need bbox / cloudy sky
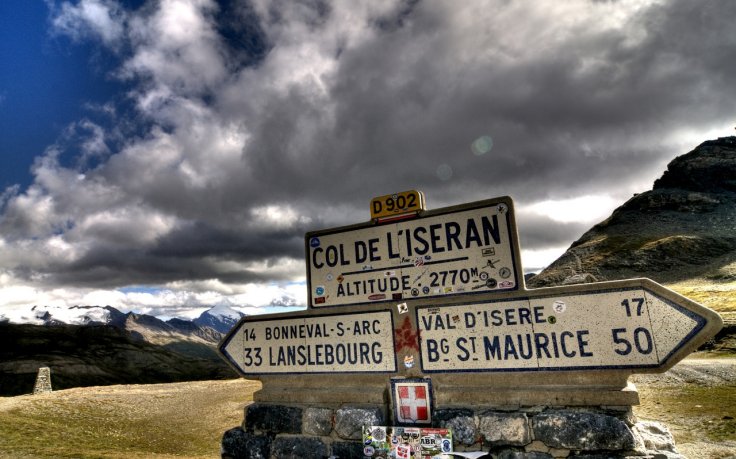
[1,0,734,320]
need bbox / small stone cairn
[33,367,53,394]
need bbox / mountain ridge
[528,136,736,287]
[193,304,245,334]
[0,322,237,396]
[1,304,245,343]
[0,305,246,396]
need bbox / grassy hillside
[529,138,736,290]
[666,278,736,355]
[667,279,736,313]
[633,359,736,459]
[0,323,236,396]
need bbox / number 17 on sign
[621,298,646,317]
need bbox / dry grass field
[669,280,736,313]
[0,379,260,459]
[1,281,733,458]
[1,359,734,459]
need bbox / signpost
[305,197,521,308]
[218,192,724,458]
[220,277,720,379]
[219,194,721,382]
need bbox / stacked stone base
[221,403,683,459]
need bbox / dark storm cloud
[231,0,736,209]
[0,226,272,290]
[517,214,591,252]
[1,0,735,308]
[46,254,282,288]
[150,221,307,261]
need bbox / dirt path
[633,357,736,387]
[632,356,736,459]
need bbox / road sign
[306,197,521,307]
[219,194,723,411]
[416,278,722,373]
[219,310,397,375]
[219,279,720,379]
[370,190,426,220]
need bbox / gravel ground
[632,358,736,387]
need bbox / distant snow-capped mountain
[0,304,244,345]
[0,309,238,396]
[0,304,120,326]
[193,304,244,334]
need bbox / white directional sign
[218,194,724,411]
[306,197,521,307]
[219,310,397,375]
[417,279,722,373]
[219,278,721,378]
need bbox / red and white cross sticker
[395,381,431,424]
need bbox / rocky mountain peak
[653,137,736,193]
[194,305,244,334]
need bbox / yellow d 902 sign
[370,190,425,220]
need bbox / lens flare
[436,164,453,181]
[471,135,493,156]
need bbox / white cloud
[74,120,112,166]
[0,270,305,322]
[50,0,126,46]
[77,206,177,246]
[522,195,621,225]
[250,205,312,229]
[521,247,569,274]
[123,0,226,95]
[2,0,734,320]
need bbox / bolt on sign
[305,196,522,308]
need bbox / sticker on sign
[305,197,521,307]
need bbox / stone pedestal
[250,370,640,407]
[33,367,52,394]
[221,381,683,459]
